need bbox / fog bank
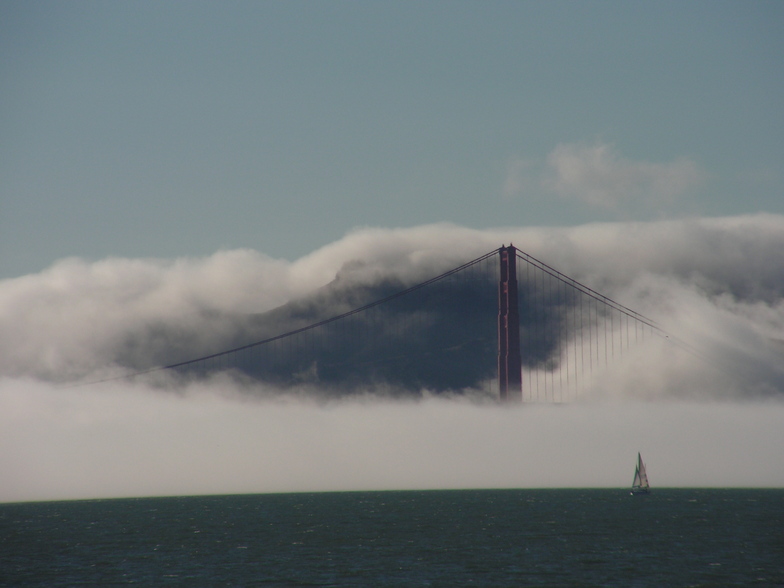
[2,378,783,503]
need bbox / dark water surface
[2,489,783,587]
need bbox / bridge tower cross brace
[498,245,523,402]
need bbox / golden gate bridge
[127,245,665,402]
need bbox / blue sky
[2,0,783,279]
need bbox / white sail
[637,454,649,488]
[631,452,650,494]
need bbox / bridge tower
[498,244,522,402]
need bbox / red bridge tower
[498,245,522,402]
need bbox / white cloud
[541,142,705,207]
[1,216,783,397]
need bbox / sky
[2,0,783,278]
[1,1,784,501]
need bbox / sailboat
[630,452,650,495]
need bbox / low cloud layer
[2,216,783,500]
[1,215,782,399]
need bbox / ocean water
[1,489,782,587]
